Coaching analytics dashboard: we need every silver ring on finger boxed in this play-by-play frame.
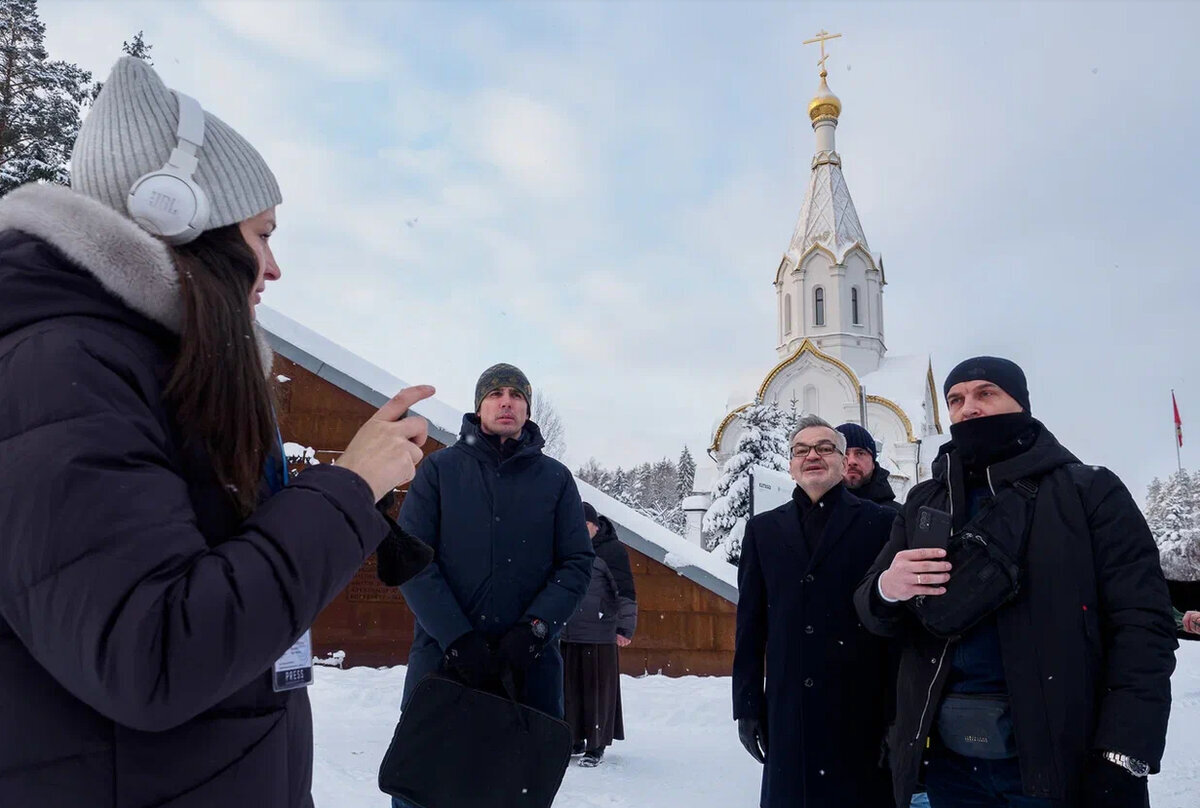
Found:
[917,574,923,585]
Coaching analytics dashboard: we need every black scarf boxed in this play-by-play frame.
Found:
[949,412,1040,489]
[793,483,843,556]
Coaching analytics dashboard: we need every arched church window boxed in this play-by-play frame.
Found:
[852,287,861,325]
[804,385,819,414]
[784,294,792,334]
[814,287,825,327]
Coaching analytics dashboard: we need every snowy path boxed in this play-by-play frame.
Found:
[311,643,1200,807]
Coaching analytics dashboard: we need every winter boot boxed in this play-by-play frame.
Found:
[578,748,605,767]
[571,741,586,756]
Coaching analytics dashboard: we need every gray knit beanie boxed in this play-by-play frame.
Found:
[71,57,281,232]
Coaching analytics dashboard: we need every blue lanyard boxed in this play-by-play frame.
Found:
[264,423,288,494]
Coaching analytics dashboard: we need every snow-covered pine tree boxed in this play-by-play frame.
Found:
[1150,469,1200,581]
[576,457,607,490]
[677,446,696,500]
[703,401,791,564]
[671,446,696,534]
[0,0,93,193]
[609,467,630,505]
[88,29,154,102]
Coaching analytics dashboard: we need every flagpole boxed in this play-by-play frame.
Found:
[1174,389,1183,474]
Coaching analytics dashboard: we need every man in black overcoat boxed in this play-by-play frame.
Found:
[733,414,896,808]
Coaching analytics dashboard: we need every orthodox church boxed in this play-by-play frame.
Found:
[706,41,944,504]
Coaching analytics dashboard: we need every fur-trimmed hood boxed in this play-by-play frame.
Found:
[0,182,273,369]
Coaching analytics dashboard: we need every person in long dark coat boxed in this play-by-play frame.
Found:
[0,58,432,808]
[561,502,638,767]
[396,365,595,724]
[734,415,896,808]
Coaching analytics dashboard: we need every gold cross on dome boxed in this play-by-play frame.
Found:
[802,29,842,75]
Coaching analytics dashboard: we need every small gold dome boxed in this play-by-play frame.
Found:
[807,71,842,123]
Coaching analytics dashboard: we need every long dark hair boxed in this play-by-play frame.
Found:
[167,225,276,516]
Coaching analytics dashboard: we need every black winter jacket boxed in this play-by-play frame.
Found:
[0,184,395,807]
[561,516,638,644]
[853,425,1176,807]
[851,466,901,512]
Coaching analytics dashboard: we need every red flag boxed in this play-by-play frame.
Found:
[1174,391,1184,448]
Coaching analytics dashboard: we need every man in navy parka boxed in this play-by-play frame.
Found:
[397,363,594,718]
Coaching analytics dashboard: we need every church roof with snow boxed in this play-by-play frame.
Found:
[860,354,944,438]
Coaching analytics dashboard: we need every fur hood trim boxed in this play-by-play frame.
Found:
[0,183,274,371]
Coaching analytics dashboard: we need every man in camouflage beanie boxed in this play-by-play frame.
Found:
[474,363,533,416]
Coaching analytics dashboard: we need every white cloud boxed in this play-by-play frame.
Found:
[469,90,586,198]
[200,0,390,78]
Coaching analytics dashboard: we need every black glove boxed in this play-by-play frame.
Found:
[1081,756,1150,808]
[738,716,768,764]
[496,620,548,675]
[374,518,434,587]
[443,632,496,690]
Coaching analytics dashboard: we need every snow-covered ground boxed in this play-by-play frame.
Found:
[312,642,1200,807]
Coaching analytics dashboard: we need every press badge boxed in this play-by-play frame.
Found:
[273,630,313,692]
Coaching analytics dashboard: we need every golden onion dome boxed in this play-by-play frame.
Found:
[807,71,842,123]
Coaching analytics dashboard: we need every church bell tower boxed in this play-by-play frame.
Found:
[775,31,887,378]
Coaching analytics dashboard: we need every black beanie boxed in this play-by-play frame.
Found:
[582,502,599,524]
[836,423,877,460]
[943,356,1031,413]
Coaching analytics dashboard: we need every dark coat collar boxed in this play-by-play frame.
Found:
[455,413,547,467]
[777,485,864,571]
[856,466,897,506]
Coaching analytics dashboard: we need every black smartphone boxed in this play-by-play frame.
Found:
[913,506,952,550]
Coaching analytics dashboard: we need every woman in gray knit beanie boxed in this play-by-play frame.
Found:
[0,57,434,806]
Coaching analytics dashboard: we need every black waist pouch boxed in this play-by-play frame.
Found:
[936,693,1017,760]
[907,480,1038,640]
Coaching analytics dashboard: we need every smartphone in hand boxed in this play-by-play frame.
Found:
[913,506,952,551]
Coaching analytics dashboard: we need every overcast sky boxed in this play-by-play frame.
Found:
[42,0,1200,500]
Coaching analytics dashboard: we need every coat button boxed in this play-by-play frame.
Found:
[804,574,814,583]
[804,678,814,687]
[804,625,814,634]
[495,516,501,522]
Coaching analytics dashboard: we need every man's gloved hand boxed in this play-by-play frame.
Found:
[1081,756,1150,808]
[496,620,548,674]
[738,716,768,764]
[443,632,495,690]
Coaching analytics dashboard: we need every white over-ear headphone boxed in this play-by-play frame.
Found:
[126,91,210,245]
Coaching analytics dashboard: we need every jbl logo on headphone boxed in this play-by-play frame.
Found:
[125,91,209,245]
[147,190,179,215]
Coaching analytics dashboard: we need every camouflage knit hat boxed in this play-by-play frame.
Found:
[474,363,533,414]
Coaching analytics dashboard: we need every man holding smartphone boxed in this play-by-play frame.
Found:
[854,357,1176,808]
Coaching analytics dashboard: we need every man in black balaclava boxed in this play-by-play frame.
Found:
[853,356,1176,808]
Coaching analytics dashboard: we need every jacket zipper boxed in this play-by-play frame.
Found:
[915,640,950,743]
[947,461,955,522]
[914,461,956,743]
